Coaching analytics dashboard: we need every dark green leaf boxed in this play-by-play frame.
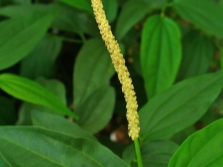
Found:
[73,38,114,109]
[173,0,223,38]
[177,31,214,80]
[20,35,61,79]
[169,118,223,167]
[0,96,16,125]
[115,0,149,41]
[0,127,128,167]
[0,10,56,70]
[123,140,178,167]
[0,156,9,167]
[76,85,115,133]
[58,0,92,15]
[140,15,181,98]
[0,74,77,119]
[31,110,96,141]
[102,0,118,23]
[139,70,223,141]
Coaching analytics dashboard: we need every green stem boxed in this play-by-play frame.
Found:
[79,33,87,43]
[134,138,143,167]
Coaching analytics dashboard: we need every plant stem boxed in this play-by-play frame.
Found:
[134,138,143,167]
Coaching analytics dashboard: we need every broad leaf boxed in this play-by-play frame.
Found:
[177,31,214,80]
[20,35,61,79]
[16,78,67,125]
[76,85,115,133]
[0,74,78,119]
[115,0,149,41]
[140,14,181,98]
[0,127,128,167]
[0,156,9,167]
[73,38,114,109]
[123,140,178,167]
[173,0,223,38]
[58,0,92,15]
[31,110,96,141]
[0,9,56,70]
[0,96,16,125]
[169,118,223,167]
[139,70,223,141]
[102,0,118,23]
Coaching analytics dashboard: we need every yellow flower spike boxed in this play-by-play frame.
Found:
[91,0,140,140]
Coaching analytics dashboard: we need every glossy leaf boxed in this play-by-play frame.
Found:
[73,38,114,109]
[169,118,223,167]
[0,10,56,70]
[0,96,16,125]
[16,78,67,125]
[139,70,223,141]
[0,127,128,167]
[173,0,223,38]
[177,31,214,80]
[0,74,78,119]
[20,35,61,79]
[58,0,92,15]
[123,140,178,167]
[140,15,181,98]
[115,0,149,41]
[76,85,115,133]
[31,110,96,141]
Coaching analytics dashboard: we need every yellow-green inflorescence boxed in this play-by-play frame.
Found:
[91,0,140,140]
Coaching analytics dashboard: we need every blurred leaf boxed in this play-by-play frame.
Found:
[173,0,223,38]
[0,74,77,119]
[76,85,115,133]
[220,50,223,70]
[177,31,214,80]
[17,78,67,125]
[139,71,223,141]
[0,127,128,167]
[140,15,181,98]
[20,35,61,79]
[123,140,178,167]
[0,156,9,167]
[58,0,92,15]
[102,0,118,23]
[31,110,96,141]
[73,38,114,109]
[0,96,16,125]
[115,0,149,41]
[0,9,57,71]
[169,118,223,167]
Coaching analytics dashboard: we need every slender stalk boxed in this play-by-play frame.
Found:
[134,139,143,167]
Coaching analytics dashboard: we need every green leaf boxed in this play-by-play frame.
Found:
[58,0,92,15]
[0,74,78,119]
[73,38,114,109]
[0,156,9,167]
[173,0,223,38]
[140,15,181,98]
[177,31,214,80]
[169,118,223,167]
[102,0,118,23]
[115,0,149,41]
[123,140,178,167]
[220,50,223,70]
[76,85,115,133]
[0,96,16,125]
[0,10,56,71]
[139,70,223,141]
[31,110,96,141]
[20,35,61,79]
[0,127,128,167]
[16,78,67,125]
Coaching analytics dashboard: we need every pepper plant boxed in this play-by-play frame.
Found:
[0,0,223,167]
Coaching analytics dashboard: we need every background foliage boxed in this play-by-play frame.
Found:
[0,0,223,166]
